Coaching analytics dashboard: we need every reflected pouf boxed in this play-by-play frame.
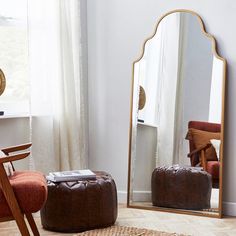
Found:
[40,171,117,233]
[151,165,212,210]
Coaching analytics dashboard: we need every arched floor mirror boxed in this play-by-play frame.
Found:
[127,9,226,218]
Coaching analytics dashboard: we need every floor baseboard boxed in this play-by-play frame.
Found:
[223,201,236,216]
[118,191,236,216]
[118,190,151,202]
[117,191,127,203]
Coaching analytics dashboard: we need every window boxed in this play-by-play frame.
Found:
[0,0,29,116]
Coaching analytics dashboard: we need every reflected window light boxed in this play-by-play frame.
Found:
[0,0,29,116]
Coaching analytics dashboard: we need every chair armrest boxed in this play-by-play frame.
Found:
[1,143,32,155]
[0,152,30,164]
[200,149,208,171]
[187,143,211,158]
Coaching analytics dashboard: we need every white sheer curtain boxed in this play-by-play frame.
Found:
[27,0,88,173]
[155,13,182,167]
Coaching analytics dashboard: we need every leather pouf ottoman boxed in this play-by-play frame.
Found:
[151,165,212,210]
[40,171,117,233]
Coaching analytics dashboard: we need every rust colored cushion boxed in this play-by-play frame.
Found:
[0,171,48,218]
[207,161,220,180]
[188,121,221,133]
[186,128,220,161]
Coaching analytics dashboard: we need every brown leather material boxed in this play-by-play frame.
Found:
[40,171,117,233]
[151,166,212,210]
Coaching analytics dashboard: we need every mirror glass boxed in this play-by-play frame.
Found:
[128,11,226,217]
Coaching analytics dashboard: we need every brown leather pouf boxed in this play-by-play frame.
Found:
[40,171,117,233]
[151,165,212,210]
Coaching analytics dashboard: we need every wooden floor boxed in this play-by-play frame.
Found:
[0,205,236,236]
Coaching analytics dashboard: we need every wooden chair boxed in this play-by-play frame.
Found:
[0,143,48,235]
[186,121,221,188]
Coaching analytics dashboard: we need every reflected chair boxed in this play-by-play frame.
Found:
[186,121,221,188]
[0,143,47,236]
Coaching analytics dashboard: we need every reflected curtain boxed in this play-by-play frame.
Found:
[155,13,183,167]
[27,0,88,173]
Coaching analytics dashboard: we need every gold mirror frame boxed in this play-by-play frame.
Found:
[0,69,6,96]
[127,9,226,218]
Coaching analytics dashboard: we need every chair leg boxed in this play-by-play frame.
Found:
[0,164,30,236]
[14,214,31,236]
[25,213,40,236]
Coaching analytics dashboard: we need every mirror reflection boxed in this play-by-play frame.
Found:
[128,11,225,217]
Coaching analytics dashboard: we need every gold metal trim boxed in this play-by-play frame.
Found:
[0,69,6,96]
[127,9,227,219]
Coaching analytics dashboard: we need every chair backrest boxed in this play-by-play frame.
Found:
[187,121,221,166]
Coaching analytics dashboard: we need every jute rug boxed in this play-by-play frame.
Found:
[76,225,186,236]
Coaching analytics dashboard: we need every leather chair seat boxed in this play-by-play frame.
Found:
[0,171,48,218]
[40,171,117,233]
[152,165,212,210]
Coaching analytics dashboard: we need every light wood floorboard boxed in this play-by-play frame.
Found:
[0,205,235,236]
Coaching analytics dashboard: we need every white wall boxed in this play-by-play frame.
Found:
[181,14,213,164]
[0,118,30,170]
[133,124,156,201]
[87,0,236,215]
